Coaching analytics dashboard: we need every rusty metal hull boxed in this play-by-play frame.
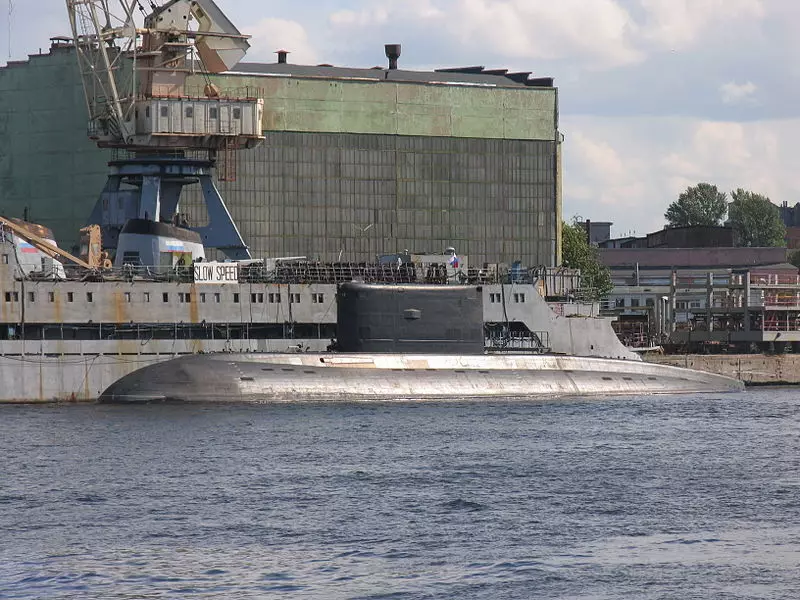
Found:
[99,352,744,403]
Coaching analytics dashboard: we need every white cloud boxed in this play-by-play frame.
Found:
[329,0,642,69]
[637,0,765,51]
[564,116,798,236]
[720,81,758,105]
[245,18,319,65]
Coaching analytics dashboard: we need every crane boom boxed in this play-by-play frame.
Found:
[0,216,93,270]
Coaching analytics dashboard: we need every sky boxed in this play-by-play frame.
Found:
[2,0,797,238]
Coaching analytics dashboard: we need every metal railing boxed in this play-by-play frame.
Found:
[485,329,550,353]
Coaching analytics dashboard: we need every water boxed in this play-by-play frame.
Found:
[2,390,800,599]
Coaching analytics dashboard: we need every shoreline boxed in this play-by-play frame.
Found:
[645,353,800,386]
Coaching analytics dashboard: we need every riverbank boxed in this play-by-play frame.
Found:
[646,354,800,385]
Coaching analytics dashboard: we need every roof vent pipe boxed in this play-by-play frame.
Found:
[385,44,401,70]
[276,49,290,64]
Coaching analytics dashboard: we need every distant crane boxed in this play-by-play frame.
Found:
[64,0,265,262]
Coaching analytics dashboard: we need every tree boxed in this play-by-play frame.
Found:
[789,249,800,270]
[728,189,786,247]
[664,183,728,227]
[562,221,613,301]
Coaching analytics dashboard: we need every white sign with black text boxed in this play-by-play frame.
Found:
[193,261,239,284]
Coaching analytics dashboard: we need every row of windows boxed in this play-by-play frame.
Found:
[488,292,526,304]
[3,290,325,305]
[146,106,242,120]
[613,297,658,308]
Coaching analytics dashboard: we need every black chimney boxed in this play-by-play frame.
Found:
[385,44,401,70]
[276,49,289,64]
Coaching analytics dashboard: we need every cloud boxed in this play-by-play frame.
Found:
[329,0,643,69]
[720,81,758,105]
[448,0,641,69]
[637,0,765,51]
[564,115,798,236]
[245,18,319,65]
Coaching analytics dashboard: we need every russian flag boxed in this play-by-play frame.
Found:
[19,242,38,254]
[448,254,459,268]
[165,240,184,252]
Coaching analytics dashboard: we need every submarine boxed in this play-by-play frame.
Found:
[99,283,743,402]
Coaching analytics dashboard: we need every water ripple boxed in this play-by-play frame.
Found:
[2,391,800,598]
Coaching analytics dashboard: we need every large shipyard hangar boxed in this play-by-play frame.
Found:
[0,40,562,267]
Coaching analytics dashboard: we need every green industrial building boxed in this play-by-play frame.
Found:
[0,39,562,267]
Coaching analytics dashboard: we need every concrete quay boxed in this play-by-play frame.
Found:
[646,354,800,385]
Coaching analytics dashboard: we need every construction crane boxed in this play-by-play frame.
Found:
[64,0,264,261]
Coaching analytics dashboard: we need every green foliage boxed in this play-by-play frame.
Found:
[664,183,728,227]
[728,189,786,247]
[562,221,613,301]
[789,250,800,269]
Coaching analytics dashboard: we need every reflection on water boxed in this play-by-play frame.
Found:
[1,390,799,598]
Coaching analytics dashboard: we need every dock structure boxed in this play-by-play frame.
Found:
[603,265,800,353]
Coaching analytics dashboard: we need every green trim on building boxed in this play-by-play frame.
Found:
[194,74,557,141]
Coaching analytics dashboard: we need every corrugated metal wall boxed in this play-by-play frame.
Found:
[196,132,556,266]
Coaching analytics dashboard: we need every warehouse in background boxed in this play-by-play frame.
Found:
[0,39,562,267]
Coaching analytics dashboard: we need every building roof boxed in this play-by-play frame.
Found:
[227,62,554,88]
[599,247,788,270]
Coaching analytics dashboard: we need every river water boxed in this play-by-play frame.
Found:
[1,390,800,599]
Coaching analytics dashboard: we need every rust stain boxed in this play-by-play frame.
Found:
[113,289,126,324]
[189,284,199,324]
[53,287,62,324]
[84,360,91,400]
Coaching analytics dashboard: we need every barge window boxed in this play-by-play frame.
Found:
[185,106,193,118]
[269,293,281,303]
[124,292,131,303]
[144,292,150,303]
[251,293,264,303]
[209,107,218,119]
[233,293,240,303]
[233,107,241,119]
[1,254,7,264]
[200,293,206,303]
[160,106,168,117]
[48,292,55,302]
[86,292,93,303]
[631,298,640,307]
[4,291,18,302]
[163,292,169,302]
[67,292,74,302]
[214,292,221,303]
[178,292,191,303]
[311,293,324,303]
[27,292,35,303]
[290,293,300,304]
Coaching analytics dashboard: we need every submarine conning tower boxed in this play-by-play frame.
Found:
[336,282,484,354]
